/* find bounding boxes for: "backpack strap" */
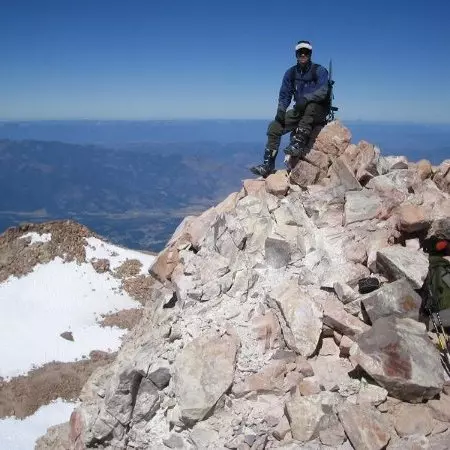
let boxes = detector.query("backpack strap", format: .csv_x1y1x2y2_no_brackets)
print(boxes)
311,63,318,82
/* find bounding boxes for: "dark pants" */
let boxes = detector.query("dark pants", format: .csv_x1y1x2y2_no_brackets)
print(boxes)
266,102,327,155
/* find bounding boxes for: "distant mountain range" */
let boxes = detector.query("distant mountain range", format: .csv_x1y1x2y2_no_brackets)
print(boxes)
1,120,449,251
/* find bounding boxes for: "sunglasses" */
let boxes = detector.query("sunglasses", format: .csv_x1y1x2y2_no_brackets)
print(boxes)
296,50,311,57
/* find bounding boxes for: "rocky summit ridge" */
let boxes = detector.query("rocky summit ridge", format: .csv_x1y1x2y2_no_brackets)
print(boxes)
37,121,450,449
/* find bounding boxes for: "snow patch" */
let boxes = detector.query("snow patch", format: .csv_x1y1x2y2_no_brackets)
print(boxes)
0,399,76,450
0,257,140,379
84,236,155,275
20,232,52,245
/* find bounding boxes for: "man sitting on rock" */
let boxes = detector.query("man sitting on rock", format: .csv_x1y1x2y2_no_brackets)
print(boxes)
250,40,330,178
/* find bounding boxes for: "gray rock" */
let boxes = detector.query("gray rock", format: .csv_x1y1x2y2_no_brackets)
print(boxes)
387,434,429,450
330,157,362,191
190,424,220,448
361,278,423,323
285,391,341,442
376,245,429,289
273,415,291,440
319,421,346,447
323,298,370,340
428,394,450,422
344,190,382,225
132,377,160,424
338,403,390,450
264,237,291,268
173,333,239,425
428,430,450,449
357,380,388,406
334,281,359,304
310,355,356,393
35,422,70,450
269,281,323,357
147,360,171,389
350,317,445,402
394,403,434,437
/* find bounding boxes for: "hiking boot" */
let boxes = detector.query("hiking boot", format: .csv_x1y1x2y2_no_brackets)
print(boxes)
250,148,276,178
283,127,310,157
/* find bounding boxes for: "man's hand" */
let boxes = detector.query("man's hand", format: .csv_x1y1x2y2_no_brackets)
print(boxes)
275,109,286,127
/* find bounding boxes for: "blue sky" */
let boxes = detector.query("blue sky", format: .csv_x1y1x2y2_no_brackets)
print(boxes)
1,0,450,122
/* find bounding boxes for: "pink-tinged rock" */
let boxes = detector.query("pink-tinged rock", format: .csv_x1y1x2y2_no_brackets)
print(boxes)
265,170,289,197
337,404,390,450
354,141,379,182
319,422,346,447
304,149,330,170
341,143,360,168
232,360,287,397
253,310,282,352
297,376,322,396
323,299,370,340
330,157,362,191
349,317,445,402
433,159,450,193
416,159,433,180
311,121,352,156
388,435,430,450
319,337,340,356
428,394,450,422
396,203,429,233
69,410,86,449
290,160,320,187
168,206,219,250
339,335,353,357
149,246,180,282
394,403,434,437
243,178,266,196
295,355,315,377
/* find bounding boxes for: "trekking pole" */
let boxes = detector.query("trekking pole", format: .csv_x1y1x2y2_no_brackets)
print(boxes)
429,310,450,369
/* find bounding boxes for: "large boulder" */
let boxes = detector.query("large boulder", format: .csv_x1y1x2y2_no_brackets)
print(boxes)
311,121,352,156
350,317,445,401
173,333,239,425
361,278,423,323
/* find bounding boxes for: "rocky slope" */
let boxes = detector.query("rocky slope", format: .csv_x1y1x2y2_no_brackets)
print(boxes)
38,121,450,449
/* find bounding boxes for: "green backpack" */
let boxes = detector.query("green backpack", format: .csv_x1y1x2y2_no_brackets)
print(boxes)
425,255,450,313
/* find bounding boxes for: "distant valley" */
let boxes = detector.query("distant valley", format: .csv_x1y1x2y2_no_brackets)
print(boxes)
1,120,449,252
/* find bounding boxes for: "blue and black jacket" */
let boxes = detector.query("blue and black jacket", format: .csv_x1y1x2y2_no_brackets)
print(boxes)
278,62,329,111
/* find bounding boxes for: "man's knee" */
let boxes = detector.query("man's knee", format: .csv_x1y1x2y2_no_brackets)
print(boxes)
267,120,283,136
304,102,327,122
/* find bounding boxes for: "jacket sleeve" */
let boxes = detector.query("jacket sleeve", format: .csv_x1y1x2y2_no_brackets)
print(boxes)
304,65,329,103
277,68,294,111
